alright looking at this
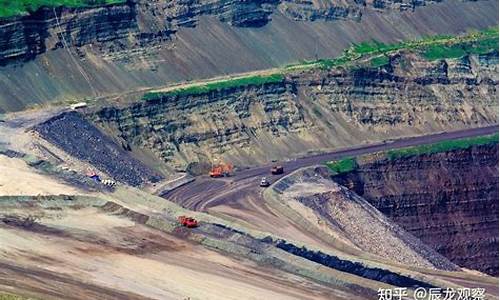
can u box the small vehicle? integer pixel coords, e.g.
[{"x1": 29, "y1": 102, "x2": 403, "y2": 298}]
[
  {"x1": 271, "y1": 165, "x2": 284, "y2": 175},
  {"x1": 70, "y1": 102, "x2": 87, "y2": 110},
  {"x1": 260, "y1": 177, "x2": 270, "y2": 187},
  {"x1": 177, "y1": 216, "x2": 198, "y2": 228}
]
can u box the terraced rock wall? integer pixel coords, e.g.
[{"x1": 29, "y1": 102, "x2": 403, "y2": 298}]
[
  {"x1": 0, "y1": 0, "x2": 475, "y2": 65},
  {"x1": 332, "y1": 144, "x2": 499, "y2": 275},
  {"x1": 269, "y1": 166, "x2": 458, "y2": 271},
  {"x1": 0, "y1": 0, "x2": 497, "y2": 112},
  {"x1": 88, "y1": 52, "x2": 498, "y2": 169},
  {"x1": 0, "y1": 3, "x2": 137, "y2": 65}
]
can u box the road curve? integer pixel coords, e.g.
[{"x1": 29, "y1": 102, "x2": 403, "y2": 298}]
[{"x1": 162, "y1": 125, "x2": 498, "y2": 210}]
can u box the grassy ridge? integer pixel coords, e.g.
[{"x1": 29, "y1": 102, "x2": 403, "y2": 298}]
[
  {"x1": 369, "y1": 55, "x2": 390, "y2": 68},
  {"x1": 423, "y1": 36, "x2": 498, "y2": 60},
  {"x1": 142, "y1": 74, "x2": 284, "y2": 101},
  {"x1": 0, "y1": 0, "x2": 124, "y2": 18},
  {"x1": 326, "y1": 157, "x2": 357, "y2": 174},
  {"x1": 386, "y1": 133, "x2": 499, "y2": 160},
  {"x1": 293, "y1": 27, "x2": 498, "y2": 70},
  {"x1": 327, "y1": 133, "x2": 499, "y2": 174},
  {"x1": 143, "y1": 28, "x2": 498, "y2": 101}
]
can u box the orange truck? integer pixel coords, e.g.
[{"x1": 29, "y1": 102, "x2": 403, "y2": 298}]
[
  {"x1": 209, "y1": 163, "x2": 233, "y2": 177},
  {"x1": 178, "y1": 216, "x2": 198, "y2": 228}
]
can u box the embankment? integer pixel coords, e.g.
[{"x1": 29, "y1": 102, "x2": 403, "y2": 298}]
[
  {"x1": 266, "y1": 165, "x2": 458, "y2": 271},
  {"x1": 331, "y1": 142, "x2": 499, "y2": 275}
]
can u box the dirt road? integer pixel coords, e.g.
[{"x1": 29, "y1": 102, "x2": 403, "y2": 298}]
[{"x1": 163, "y1": 125, "x2": 499, "y2": 211}]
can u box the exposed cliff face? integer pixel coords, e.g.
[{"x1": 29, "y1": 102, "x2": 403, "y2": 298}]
[
  {"x1": 297, "y1": 51, "x2": 499, "y2": 126},
  {"x1": 276, "y1": 0, "x2": 444, "y2": 21},
  {"x1": 1, "y1": 0, "x2": 479, "y2": 65},
  {"x1": 87, "y1": 52, "x2": 498, "y2": 169},
  {"x1": 161, "y1": 0, "x2": 278, "y2": 28},
  {"x1": 0, "y1": 3, "x2": 137, "y2": 65},
  {"x1": 332, "y1": 144, "x2": 499, "y2": 276},
  {"x1": 91, "y1": 81, "x2": 302, "y2": 169},
  {"x1": 0, "y1": 0, "x2": 497, "y2": 112}
]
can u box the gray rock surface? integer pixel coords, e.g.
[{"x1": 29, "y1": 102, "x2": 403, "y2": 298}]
[
  {"x1": 87, "y1": 51, "x2": 498, "y2": 168},
  {"x1": 0, "y1": 0, "x2": 496, "y2": 112},
  {"x1": 34, "y1": 111, "x2": 162, "y2": 186}
]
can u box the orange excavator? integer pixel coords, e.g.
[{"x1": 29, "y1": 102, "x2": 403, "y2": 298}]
[
  {"x1": 209, "y1": 163, "x2": 233, "y2": 178},
  {"x1": 178, "y1": 216, "x2": 198, "y2": 228}
]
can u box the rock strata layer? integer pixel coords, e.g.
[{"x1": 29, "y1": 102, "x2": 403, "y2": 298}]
[
  {"x1": 88, "y1": 52, "x2": 498, "y2": 169},
  {"x1": 332, "y1": 143, "x2": 499, "y2": 276}
]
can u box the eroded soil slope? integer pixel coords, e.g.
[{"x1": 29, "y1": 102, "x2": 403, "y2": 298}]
[{"x1": 0, "y1": 196, "x2": 357, "y2": 300}]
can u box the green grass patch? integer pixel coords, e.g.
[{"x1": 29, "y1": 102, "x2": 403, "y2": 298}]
[
  {"x1": 467, "y1": 37, "x2": 499, "y2": 55},
  {"x1": 352, "y1": 42, "x2": 379, "y2": 54},
  {"x1": 0, "y1": 293, "x2": 35, "y2": 300},
  {"x1": 386, "y1": 133, "x2": 499, "y2": 160},
  {"x1": 143, "y1": 74, "x2": 285, "y2": 100},
  {"x1": 317, "y1": 55, "x2": 353, "y2": 69},
  {"x1": 0, "y1": 0, "x2": 125, "y2": 18},
  {"x1": 422, "y1": 44, "x2": 468, "y2": 60},
  {"x1": 325, "y1": 133, "x2": 498, "y2": 174},
  {"x1": 352, "y1": 40, "x2": 402, "y2": 55},
  {"x1": 327, "y1": 27, "x2": 498, "y2": 67},
  {"x1": 299, "y1": 28, "x2": 498, "y2": 72},
  {"x1": 369, "y1": 55, "x2": 390, "y2": 68},
  {"x1": 326, "y1": 157, "x2": 358, "y2": 174},
  {"x1": 422, "y1": 37, "x2": 498, "y2": 60}
]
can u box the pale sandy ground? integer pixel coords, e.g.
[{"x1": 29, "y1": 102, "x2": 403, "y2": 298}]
[
  {"x1": 0, "y1": 207, "x2": 349, "y2": 300},
  {"x1": 0, "y1": 178, "x2": 497, "y2": 300},
  {"x1": 0, "y1": 156, "x2": 80, "y2": 196},
  {"x1": 0, "y1": 152, "x2": 497, "y2": 299}
]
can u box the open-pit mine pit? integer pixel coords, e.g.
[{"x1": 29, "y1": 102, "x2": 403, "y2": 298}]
[{"x1": 0, "y1": 0, "x2": 498, "y2": 299}]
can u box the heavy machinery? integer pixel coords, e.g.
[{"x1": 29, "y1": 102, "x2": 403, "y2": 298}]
[
  {"x1": 271, "y1": 165, "x2": 284, "y2": 175},
  {"x1": 209, "y1": 163, "x2": 233, "y2": 178},
  {"x1": 178, "y1": 216, "x2": 198, "y2": 228},
  {"x1": 70, "y1": 102, "x2": 87, "y2": 110}
]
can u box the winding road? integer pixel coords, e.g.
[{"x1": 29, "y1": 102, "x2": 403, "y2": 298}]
[{"x1": 162, "y1": 125, "x2": 499, "y2": 211}]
